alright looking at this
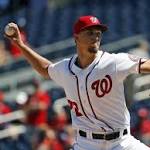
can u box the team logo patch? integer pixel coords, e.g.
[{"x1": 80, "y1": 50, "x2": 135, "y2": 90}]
[
  {"x1": 128, "y1": 54, "x2": 140, "y2": 62},
  {"x1": 90, "y1": 17, "x2": 99, "y2": 23},
  {"x1": 91, "y1": 75, "x2": 112, "y2": 98}
]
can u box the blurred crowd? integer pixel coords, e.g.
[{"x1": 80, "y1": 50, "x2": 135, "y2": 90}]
[
  {"x1": 131, "y1": 107, "x2": 150, "y2": 147},
  {"x1": 126, "y1": 39, "x2": 150, "y2": 147},
  {"x1": 0, "y1": 79, "x2": 74, "y2": 150}
]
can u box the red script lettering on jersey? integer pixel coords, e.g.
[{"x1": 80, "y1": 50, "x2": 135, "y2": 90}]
[
  {"x1": 91, "y1": 75, "x2": 112, "y2": 97},
  {"x1": 67, "y1": 99, "x2": 83, "y2": 116}
]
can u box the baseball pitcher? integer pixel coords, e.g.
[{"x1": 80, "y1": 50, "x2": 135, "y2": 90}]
[{"x1": 5, "y1": 15, "x2": 150, "y2": 150}]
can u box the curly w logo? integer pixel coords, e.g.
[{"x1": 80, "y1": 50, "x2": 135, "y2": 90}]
[{"x1": 91, "y1": 75, "x2": 112, "y2": 98}]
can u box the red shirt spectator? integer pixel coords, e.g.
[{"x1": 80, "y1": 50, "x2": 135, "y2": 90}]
[
  {"x1": 138, "y1": 108, "x2": 150, "y2": 134},
  {"x1": 140, "y1": 119, "x2": 150, "y2": 134},
  {"x1": 27, "y1": 80, "x2": 52, "y2": 127},
  {"x1": 37, "y1": 129, "x2": 64, "y2": 150},
  {"x1": 10, "y1": 28, "x2": 27, "y2": 58},
  {"x1": 0, "y1": 91, "x2": 11, "y2": 114}
]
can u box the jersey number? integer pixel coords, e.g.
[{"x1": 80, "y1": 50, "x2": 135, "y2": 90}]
[{"x1": 67, "y1": 99, "x2": 83, "y2": 117}]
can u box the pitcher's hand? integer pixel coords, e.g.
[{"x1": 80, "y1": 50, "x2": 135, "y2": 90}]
[{"x1": 4, "y1": 22, "x2": 24, "y2": 46}]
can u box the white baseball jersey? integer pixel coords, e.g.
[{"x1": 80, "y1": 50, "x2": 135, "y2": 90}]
[{"x1": 48, "y1": 50, "x2": 144, "y2": 132}]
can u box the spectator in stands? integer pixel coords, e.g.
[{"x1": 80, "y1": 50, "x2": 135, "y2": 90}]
[
  {"x1": 49, "y1": 103, "x2": 73, "y2": 150},
  {"x1": 26, "y1": 79, "x2": 52, "y2": 129},
  {"x1": 15, "y1": 91, "x2": 30, "y2": 123},
  {"x1": 57, "y1": 125, "x2": 75, "y2": 150},
  {"x1": 37, "y1": 128, "x2": 64, "y2": 150},
  {"x1": 0, "y1": 90, "x2": 11, "y2": 115},
  {"x1": 137, "y1": 107, "x2": 150, "y2": 146},
  {"x1": 0, "y1": 90, "x2": 12, "y2": 131},
  {"x1": 51, "y1": 98, "x2": 69, "y2": 130},
  {"x1": 15, "y1": 89, "x2": 54, "y2": 150}
]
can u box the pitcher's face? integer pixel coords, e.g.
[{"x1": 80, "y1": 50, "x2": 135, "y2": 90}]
[{"x1": 75, "y1": 26, "x2": 102, "y2": 53}]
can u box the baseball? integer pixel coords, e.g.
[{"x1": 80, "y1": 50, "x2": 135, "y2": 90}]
[{"x1": 4, "y1": 24, "x2": 15, "y2": 36}]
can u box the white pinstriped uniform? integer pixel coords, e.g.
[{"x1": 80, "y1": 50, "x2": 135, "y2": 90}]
[{"x1": 48, "y1": 50, "x2": 150, "y2": 150}]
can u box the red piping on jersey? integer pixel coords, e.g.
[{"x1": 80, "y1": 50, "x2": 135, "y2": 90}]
[
  {"x1": 85, "y1": 52, "x2": 114, "y2": 131},
  {"x1": 68, "y1": 56, "x2": 94, "y2": 123}
]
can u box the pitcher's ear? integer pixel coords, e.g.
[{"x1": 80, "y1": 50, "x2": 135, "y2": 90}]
[{"x1": 74, "y1": 39, "x2": 77, "y2": 44}]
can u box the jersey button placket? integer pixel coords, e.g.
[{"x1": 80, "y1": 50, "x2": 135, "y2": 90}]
[{"x1": 78, "y1": 76, "x2": 89, "y2": 111}]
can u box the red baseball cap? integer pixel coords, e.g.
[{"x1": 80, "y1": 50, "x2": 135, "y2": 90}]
[{"x1": 73, "y1": 15, "x2": 108, "y2": 34}]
